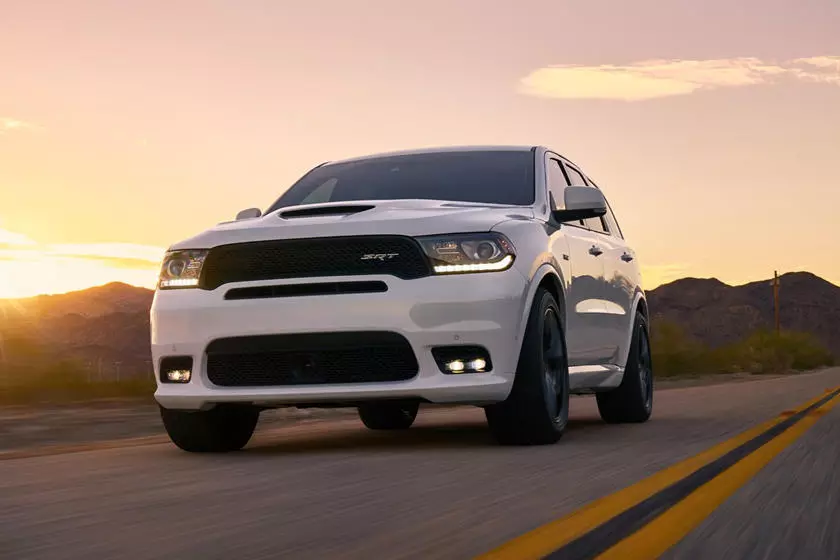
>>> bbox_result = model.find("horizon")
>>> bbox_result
[4,269,837,302]
[2,0,840,298]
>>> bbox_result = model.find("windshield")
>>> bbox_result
[266,149,535,212]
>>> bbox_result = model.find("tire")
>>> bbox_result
[596,312,654,423]
[358,401,419,430]
[484,287,570,445]
[159,404,260,452]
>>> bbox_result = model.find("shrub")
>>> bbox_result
[711,329,834,374]
[649,320,713,377]
[648,320,834,377]
[0,340,155,405]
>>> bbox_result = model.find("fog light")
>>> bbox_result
[160,356,194,383]
[166,369,191,382]
[447,360,466,373]
[432,346,493,374]
[468,358,487,372]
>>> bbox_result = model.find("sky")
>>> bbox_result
[1,0,839,298]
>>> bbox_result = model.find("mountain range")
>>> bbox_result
[1,272,838,377]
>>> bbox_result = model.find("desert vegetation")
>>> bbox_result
[1,318,834,405]
[651,320,834,377]
[0,332,154,405]
[2,275,836,404]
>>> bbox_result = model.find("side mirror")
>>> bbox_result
[551,186,607,223]
[235,208,262,220]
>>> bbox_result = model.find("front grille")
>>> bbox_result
[205,332,419,387]
[200,235,431,289]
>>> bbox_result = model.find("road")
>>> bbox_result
[2,367,840,559]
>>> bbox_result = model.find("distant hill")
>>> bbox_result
[0,283,155,377]
[647,272,840,356]
[1,282,154,319]
[0,272,838,378]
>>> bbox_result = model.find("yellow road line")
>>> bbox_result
[478,387,838,560]
[596,390,840,559]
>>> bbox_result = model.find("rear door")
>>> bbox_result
[546,156,612,366]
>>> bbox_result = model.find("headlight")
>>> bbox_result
[417,233,516,274]
[158,250,208,289]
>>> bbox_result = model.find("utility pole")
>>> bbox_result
[772,270,781,336]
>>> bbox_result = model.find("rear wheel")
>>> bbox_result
[159,404,260,453]
[596,312,654,423]
[358,401,419,430]
[485,288,569,445]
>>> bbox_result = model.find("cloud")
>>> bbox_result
[0,227,165,298]
[0,228,36,246]
[46,243,166,265]
[0,117,39,134]
[793,56,840,69]
[519,56,840,101]
[0,228,163,262]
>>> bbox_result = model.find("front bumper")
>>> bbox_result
[151,269,528,410]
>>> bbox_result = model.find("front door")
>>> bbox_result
[545,155,613,366]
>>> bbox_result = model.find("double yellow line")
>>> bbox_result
[478,386,840,560]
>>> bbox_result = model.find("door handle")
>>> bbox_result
[589,245,603,257]
[621,252,634,262]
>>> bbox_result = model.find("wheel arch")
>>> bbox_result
[617,290,649,368]
[635,293,649,320]
[515,263,568,349]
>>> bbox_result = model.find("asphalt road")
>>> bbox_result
[2,367,840,560]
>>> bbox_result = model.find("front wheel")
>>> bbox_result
[358,401,419,430]
[160,404,260,453]
[484,287,570,445]
[596,312,654,423]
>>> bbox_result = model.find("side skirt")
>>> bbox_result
[569,364,624,394]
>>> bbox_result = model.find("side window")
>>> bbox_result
[566,166,607,233]
[584,215,609,234]
[562,163,588,186]
[587,177,625,239]
[546,158,569,210]
[602,200,624,239]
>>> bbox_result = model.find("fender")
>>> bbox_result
[515,266,647,376]
[513,260,569,356]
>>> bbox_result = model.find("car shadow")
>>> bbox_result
[243,414,613,455]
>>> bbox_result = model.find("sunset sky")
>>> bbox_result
[1,0,839,298]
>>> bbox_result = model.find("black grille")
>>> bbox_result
[224,280,388,301]
[200,236,431,289]
[205,332,419,387]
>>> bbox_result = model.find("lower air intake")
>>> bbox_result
[205,331,419,387]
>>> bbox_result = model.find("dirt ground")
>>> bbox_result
[0,371,805,455]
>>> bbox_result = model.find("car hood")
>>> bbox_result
[169,199,534,250]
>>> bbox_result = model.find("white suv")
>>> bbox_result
[151,145,653,451]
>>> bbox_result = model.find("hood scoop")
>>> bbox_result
[279,204,376,219]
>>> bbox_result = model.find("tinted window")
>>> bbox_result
[563,164,588,186]
[602,200,624,239]
[267,150,536,211]
[587,178,624,239]
[546,158,569,210]
[584,216,609,234]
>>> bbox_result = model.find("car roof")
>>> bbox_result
[315,145,594,186]
[324,145,540,166]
